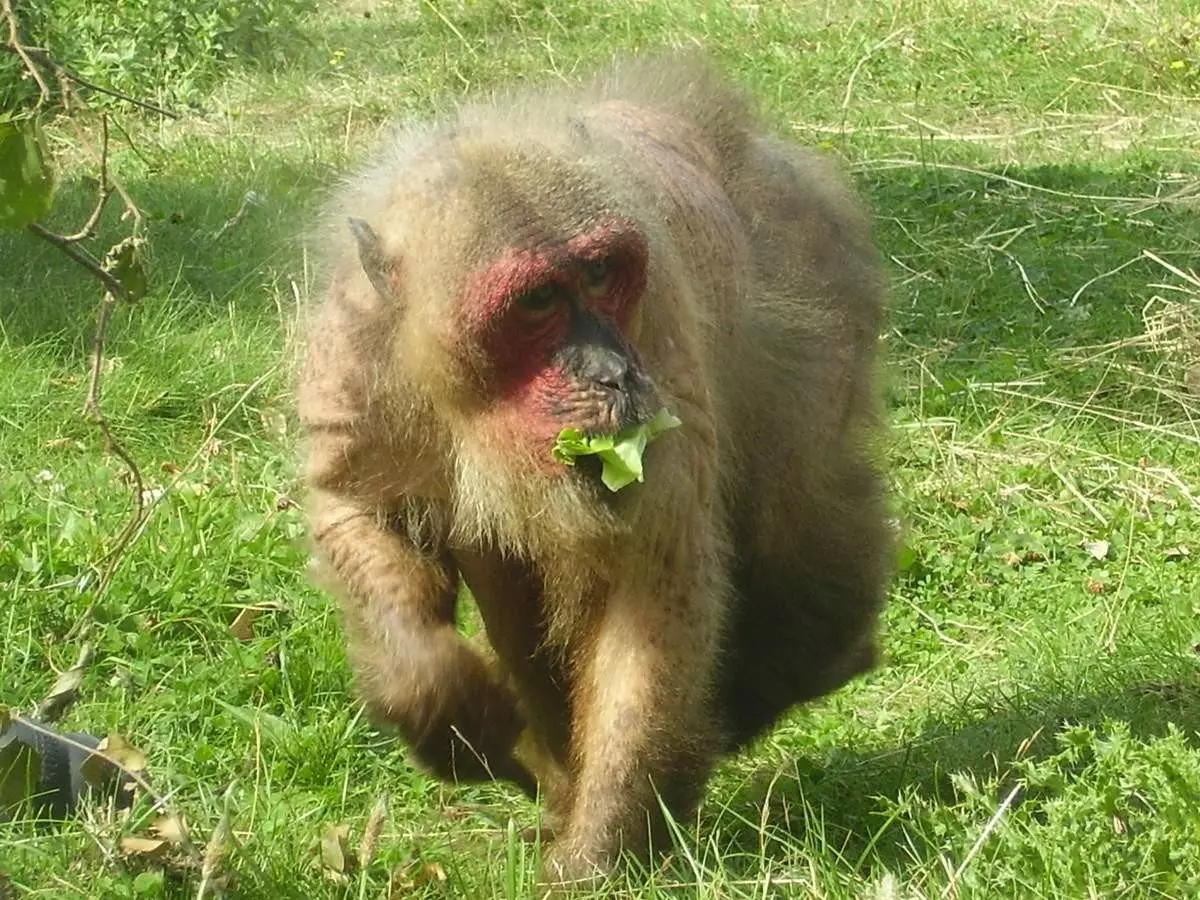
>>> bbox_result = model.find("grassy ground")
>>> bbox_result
[3,1,1200,897]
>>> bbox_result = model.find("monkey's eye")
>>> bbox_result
[515,284,565,320]
[580,258,613,299]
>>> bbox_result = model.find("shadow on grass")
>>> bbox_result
[3,155,1194,361]
[714,661,1200,880]
[0,153,335,352]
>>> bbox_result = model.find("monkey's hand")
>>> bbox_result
[362,620,535,793]
[309,491,537,795]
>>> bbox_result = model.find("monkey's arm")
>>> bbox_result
[308,484,536,794]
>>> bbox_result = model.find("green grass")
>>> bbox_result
[3,0,1200,896]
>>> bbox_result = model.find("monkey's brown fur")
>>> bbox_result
[297,54,891,883]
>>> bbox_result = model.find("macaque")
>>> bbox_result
[297,53,891,884]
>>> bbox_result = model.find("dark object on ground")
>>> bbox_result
[0,717,134,821]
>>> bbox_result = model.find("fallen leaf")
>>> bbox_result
[34,643,92,722]
[1002,551,1022,567]
[418,862,446,885]
[389,860,447,895]
[119,836,167,858]
[151,812,189,846]
[102,236,149,302]
[321,823,353,877]
[80,732,147,786]
[1083,540,1110,560]
[1084,578,1107,595]
[228,607,260,641]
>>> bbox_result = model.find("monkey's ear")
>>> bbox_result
[347,217,396,299]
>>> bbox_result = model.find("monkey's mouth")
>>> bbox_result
[552,378,659,436]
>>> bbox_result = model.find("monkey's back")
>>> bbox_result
[711,133,890,744]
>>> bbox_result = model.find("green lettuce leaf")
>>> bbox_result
[552,408,682,492]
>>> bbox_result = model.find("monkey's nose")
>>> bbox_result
[585,349,629,391]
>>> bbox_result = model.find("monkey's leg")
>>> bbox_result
[720,482,889,750]
[544,554,725,883]
[311,491,536,794]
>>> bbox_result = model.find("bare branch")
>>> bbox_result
[63,290,148,643]
[62,114,113,242]
[26,46,179,119]
[0,40,178,119]
[1,0,50,104]
[26,223,127,298]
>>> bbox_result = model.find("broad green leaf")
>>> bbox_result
[0,119,55,230]
[551,408,682,492]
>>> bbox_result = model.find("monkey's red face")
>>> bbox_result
[459,219,660,446]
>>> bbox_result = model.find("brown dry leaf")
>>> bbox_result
[80,732,147,786]
[418,862,447,885]
[1002,551,1022,568]
[389,861,447,896]
[228,607,261,642]
[35,643,92,722]
[1084,578,1107,595]
[151,812,189,846]
[119,836,167,858]
[320,823,353,877]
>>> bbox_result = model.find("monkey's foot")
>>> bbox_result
[539,843,615,892]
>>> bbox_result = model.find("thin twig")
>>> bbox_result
[853,158,1189,206]
[989,246,1047,314]
[842,28,908,114]
[1,0,49,103]
[0,43,178,118]
[62,114,113,243]
[68,116,143,229]
[64,289,147,642]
